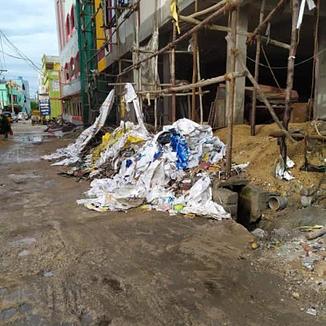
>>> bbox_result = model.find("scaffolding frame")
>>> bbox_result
[83,0,320,176]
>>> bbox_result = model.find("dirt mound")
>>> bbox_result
[215,122,323,195]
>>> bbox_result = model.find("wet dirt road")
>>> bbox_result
[0,122,324,325]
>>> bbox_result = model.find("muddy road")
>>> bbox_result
[0,122,324,325]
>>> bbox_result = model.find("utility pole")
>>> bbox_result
[9,81,15,114]
[0,70,7,110]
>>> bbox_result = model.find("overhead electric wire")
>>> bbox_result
[0,48,25,60]
[0,29,42,73]
[261,45,282,89]
[0,34,5,70]
[247,47,326,70]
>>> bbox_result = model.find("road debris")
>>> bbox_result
[306,307,317,316]
[43,84,249,219]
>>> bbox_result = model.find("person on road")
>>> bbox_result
[0,109,13,139]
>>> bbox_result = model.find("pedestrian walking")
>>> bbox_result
[0,109,13,139]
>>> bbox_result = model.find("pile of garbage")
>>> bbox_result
[44,115,81,137]
[43,84,248,220]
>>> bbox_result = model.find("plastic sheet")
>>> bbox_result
[275,156,295,181]
[45,84,237,220]
[78,117,231,219]
[42,89,115,165]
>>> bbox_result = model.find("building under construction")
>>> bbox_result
[55,0,325,173]
[85,1,324,122]
[56,0,326,121]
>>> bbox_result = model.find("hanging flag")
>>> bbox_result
[170,0,181,34]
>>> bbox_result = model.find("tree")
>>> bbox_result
[31,100,39,111]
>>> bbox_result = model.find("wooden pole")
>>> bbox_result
[251,0,265,136]
[236,56,295,142]
[154,0,159,130]
[282,0,300,162]
[313,0,320,120]
[171,21,177,122]
[133,2,141,94]
[197,46,204,124]
[189,0,227,19]
[179,15,291,50]
[284,0,299,128]
[225,9,238,176]
[191,0,199,121]
[248,0,288,43]
[119,0,243,78]
[141,72,245,94]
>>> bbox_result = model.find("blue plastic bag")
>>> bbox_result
[170,131,189,170]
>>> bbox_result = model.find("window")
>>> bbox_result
[70,57,75,78]
[103,0,116,29]
[102,0,116,53]
[66,14,70,37]
[64,63,69,81]
[70,6,75,30]
[46,63,54,70]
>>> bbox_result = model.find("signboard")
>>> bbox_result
[39,98,51,116]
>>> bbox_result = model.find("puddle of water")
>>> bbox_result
[0,133,47,164]
[0,147,41,164]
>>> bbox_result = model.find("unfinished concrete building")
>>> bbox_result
[89,0,325,126]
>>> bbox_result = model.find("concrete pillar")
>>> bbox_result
[314,17,326,120]
[226,5,248,124]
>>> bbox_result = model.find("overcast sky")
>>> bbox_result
[0,0,58,97]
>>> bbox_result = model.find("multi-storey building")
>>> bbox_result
[54,0,326,126]
[39,55,62,118]
[0,78,31,114]
[92,0,326,124]
[55,0,82,124]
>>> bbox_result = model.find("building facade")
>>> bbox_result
[55,0,82,124]
[0,78,31,114]
[54,0,326,125]
[92,0,326,123]
[39,55,62,118]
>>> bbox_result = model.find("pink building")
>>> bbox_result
[55,0,82,124]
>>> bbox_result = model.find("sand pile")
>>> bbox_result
[215,122,324,195]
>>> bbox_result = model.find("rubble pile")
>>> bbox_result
[43,84,249,220]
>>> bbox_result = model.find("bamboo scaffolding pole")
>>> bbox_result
[171,21,177,122]
[137,72,244,95]
[197,47,204,124]
[189,0,227,19]
[154,0,159,131]
[248,0,288,43]
[251,0,265,136]
[191,1,199,121]
[118,0,243,78]
[313,0,320,119]
[225,9,238,176]
[137,90,210,97]
[237,58,295,142]
[179,15,290,50]
[86,0,141,65]
[284,0,299,129]
[281,0,300,163]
